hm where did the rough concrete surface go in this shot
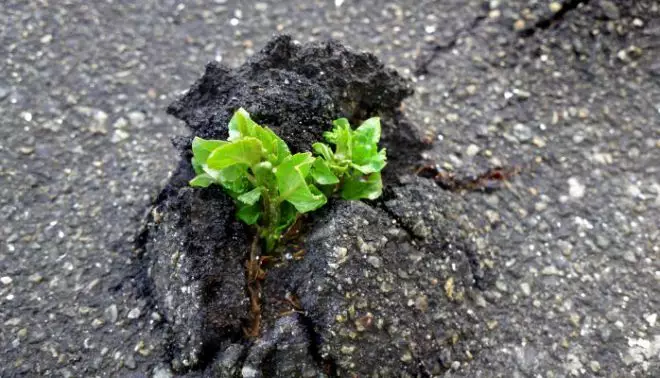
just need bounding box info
[1,0,658,377]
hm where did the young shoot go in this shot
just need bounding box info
[190,108,386,254]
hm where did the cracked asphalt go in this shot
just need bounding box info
[1,0,658,377]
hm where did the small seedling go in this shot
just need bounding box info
[190,107,386,254]
[189,108,386,336]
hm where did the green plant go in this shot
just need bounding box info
[190,108,387,336]
[190,107,387,254]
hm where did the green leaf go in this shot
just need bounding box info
[351,118,382,166]
[275,153,327,213]
[352,148,387,174]
[228,107,258,141]
[237,187,262,206]
[313,142,334,161]
[191,137,227,174]
[341,172,383,200]
[192,137,227,163]
[192,157,204,175]
[204,164,250,194]
[228,108,290,164]
[311,159,339,185]
[207,138,263,170]
[189,173,215,188]
[255,126,291,164]
[323,118,348,143]
[286,183,327,213]
[236,203,260,225]
[276,152,315,181]
[324,118,352,160]
[253,161,276,189]
[354,117,381,144]
[351,140,376,165]
[308,183,324,198]
[275,201,298,234]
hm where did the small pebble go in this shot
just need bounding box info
[600,0,620,20]
[152,366,173,378]
[340,345,355,355]
[513,123,533,142]
[465,144,480,157]
[513,19,525,31]
[488,9,501,19]
[549,2,562,13]
[415,295,428,312]
[127,307,141,319]
[5,318,21,326]
[617,49,629,62]
[541,266,561,276]
[124,354,137,369]
[91,318,104,328]
[90,109,108,134]
[151,312,162,322]
[532,136,546,148]
[367,256,382,268]
[113,117,128,129]
[1,276,12,285]
[127,111,146,128]
[627,184,641,198]
[19,146,35,155]
[512,88,530,99]
[111,129,130,143]
[105,304,118,323]
[568,177,586,199]
[520,282,531,296]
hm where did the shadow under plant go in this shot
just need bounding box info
[137,35,491,376]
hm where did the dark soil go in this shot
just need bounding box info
[166,35,424,178]
[139,35,475,375]
[142,162,250,370]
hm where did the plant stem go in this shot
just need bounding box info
[245,171,257,186]
[244,230,262,337]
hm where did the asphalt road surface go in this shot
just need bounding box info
[1,0,658,376]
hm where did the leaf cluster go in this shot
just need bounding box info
[313,117,386,200]
[190,108,387,253]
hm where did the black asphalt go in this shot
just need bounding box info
[1,0,658,376]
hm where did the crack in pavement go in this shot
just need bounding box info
[414,0,592,75]
[518,0,592,37]
[414,8,488,76]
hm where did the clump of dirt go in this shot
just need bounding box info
[167,35,423,177]
[139,35,485,375]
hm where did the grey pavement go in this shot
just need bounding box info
[1,0,658,377]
